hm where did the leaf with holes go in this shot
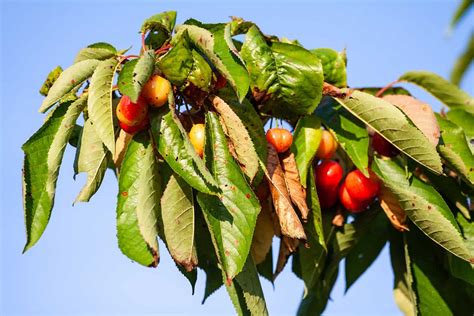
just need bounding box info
[116,132,161,267]
[22,95,86,252]
[118,51,155,102]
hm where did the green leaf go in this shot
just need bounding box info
[451,33,474,86]
[117,51,155,102]
[345,211,389,292]
[116,132,160,267]
[151,108,219,195]
[399,71,474,109]
[225,256,269,316]
[446,108,474,143]
[450,0,473,29]
[22,95,86,252]
[88,58,119,154]
[436,113,474,185]
[217,87,267,186]
[197,112,261,280]
[212,95,259,181]
[176,22,249,102]
[257,247,273,284]
[74,42,117,63]
[316,97,370,177]
[39,59,100,113]
[372,157,473,263]
[333,90,443,174]
[158,32,193,86]
[161,173,198,271]
[141,11,177,34]
[74,119,109,203]
[311,48,347,87]
[39,66,63,96]
[241,26,323,117]
[406,226,474,316]
[291,115,322,186]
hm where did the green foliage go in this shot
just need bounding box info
[24,10,474,315]
[451,33,474,86]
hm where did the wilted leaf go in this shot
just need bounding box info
[383,94,440,146]
[212,95,259,181]
[161,174,197,271]
[281,152,309,221]
[74,119,110,203]
[399,71,474,109]
[379,185,409,232]
[274,236,299,279]
[116,132,160,267]
[39,66,63,96]
[251,199,274,265]
[265,144,306,240]
[291,115,322,186]
[40,59,100,113]
[22,95,86,252]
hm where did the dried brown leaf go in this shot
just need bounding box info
[383,95,440,146]
[281,152,310,221]
[251,198,275,264]
[331,209,345,227]
[266,144,307,240]
[274,236,299,280]
[379,185,409,232]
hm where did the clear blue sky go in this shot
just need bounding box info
[1,0,473,315]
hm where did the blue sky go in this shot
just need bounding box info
[1,0,473,315]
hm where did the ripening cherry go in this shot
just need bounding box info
[315,161,344,209]
[372,133,399,157]
[189,124,205,157]
[119,115,150,134]
[266,128,293,153]
[339,182,369,213]
[116,95,148,126]
[344,169,380,202]
[141,75,171,108]
[316,130,338,160]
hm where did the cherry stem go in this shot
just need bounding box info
[118,55,139,64]
[155,43,171,55]
[375,80,401,97]
[275,118,280,128]
[141,32,147,52]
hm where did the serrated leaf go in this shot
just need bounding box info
[197,112,261,280]
[436,113,474,185]
[161,173,198,271]
[265,144,306,240]
[225,256,269,316]
[291,115,322,186]
[399,71,474,109]
[345,211,389,292]
[333,90,443,174]
[118,51,155,102]
[40,59,100,112]
[281,152,309,221]
[39,66,63,96]
[151,108,219,195]
[22,95,86,251]
[451,33,474,86]
[241,26,323,117]
[311,48,347,87]
[316,97,369,176]
[212,95,259,181]
[88,58,119,154]
[372,157,473,263]
[141,11,177,34]
[74,42,117,63]
[176,23,249,102]
[379,185,409,232]
[250,200,274,265]
[116,132,160,267]
[74,119,109,203]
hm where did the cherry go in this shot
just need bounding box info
[213,73,227,90]
[318,187,339,209]
[189,124,205,157]
[344,169,380,202]
[372,133,399,157]
[119,115,150,134]
[315,161,344,190]
[116,95,148,126]
[142,75,171,108]
[316,130,338,160]
[266,128,293,153]
[339,182,369,213]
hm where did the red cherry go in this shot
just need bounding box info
[372,133,399,157]
[116,95,148,126]
[339,182,369,213]
[119,115,150,134]
[315,161,344,191]
[266,128,293,153]
[317,187,339,209]
[344,169,380,202]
